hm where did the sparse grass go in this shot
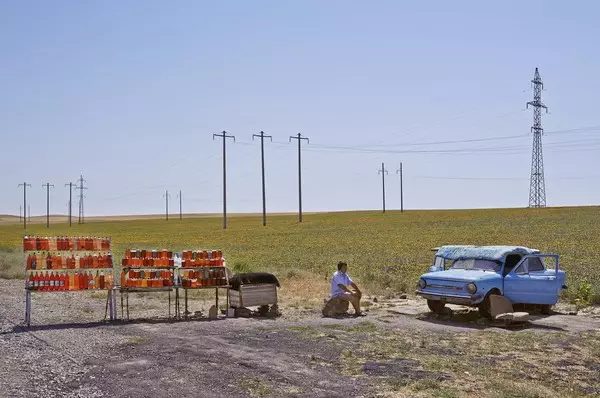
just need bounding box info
[237,378,272,396]
[291,322,600,398]
[127,336,149,344]
[1,207,600,303]
[0,249,22,279]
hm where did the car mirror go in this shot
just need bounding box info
[429,266,443,272]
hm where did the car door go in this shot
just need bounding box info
[503,258,530,304]
[525,256,559,305]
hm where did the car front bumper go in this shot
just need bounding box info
[415,290,484,305]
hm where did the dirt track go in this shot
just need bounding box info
[1,279,599,398]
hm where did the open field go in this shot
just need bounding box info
[2,208,600,397]
[1,207,600,304]
[1,279,599,398]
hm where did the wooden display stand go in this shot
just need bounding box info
[23,236,117,326]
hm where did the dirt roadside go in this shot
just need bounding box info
[1,279,599,398]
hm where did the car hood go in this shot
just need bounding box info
[421,269,501,282]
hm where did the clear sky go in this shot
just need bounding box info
[2,1,600,216]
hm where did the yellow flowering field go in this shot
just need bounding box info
[1,207,599,303]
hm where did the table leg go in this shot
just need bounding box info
[25,290,31,327]
[215,287,219,315]
[168,291,171,319]
[185,289,188,319]
[126,291,130,321]
[175,288,179,320]
[111,288,117,320]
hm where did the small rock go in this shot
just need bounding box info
[373,297,378,303]
[399,294,407,300]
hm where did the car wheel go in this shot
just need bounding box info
[427,300,446,314]
[478,292,499,318]
[540,304,552,315]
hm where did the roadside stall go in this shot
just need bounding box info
[119,249,175,320]
[23,236,116,326]
[174,250,230,319]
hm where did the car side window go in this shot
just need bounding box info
[527,257,545,272]
[514,263,527,275]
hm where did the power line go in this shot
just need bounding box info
[42,183,54,228]
[213,131,235,229]
[289,133,309,222]
[252,131,273,226]
[18,182,31,229]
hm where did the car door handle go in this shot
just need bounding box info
[548,277,556,281]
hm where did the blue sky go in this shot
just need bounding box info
[2,1,600,216]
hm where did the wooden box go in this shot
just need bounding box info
[229,284,278,308]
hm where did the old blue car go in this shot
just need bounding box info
[415,245,567,317]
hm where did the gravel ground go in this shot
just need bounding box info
[1,279,599,398]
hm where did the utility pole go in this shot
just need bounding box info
[163,190,171,221]
[252,131,272,226]
[213,131,235,229]
[378,163,388,213]
[289,133,310,222]
[76,175,87,224]
[28,205,30,222]
[177,190,182,220]
[65,182,74,226]
[42,183,54,228]
[19,206,22,223]
[396,162,404,212]
[18,183,31,229]
[527,67,548,208]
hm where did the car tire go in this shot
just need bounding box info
[427,300,446,314]
[478,292,500,318]
[540,304,552,315]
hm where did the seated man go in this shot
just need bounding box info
[330,261,364,316]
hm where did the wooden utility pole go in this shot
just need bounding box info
[378,163,388,213]
[18,183,31,229]
[289,133,309,222]
[213,131,235,229]
[252,131,272,226]
[42,183,54,228]
[65,182,74,226]
[396,162,404,212]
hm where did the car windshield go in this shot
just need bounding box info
[450,259,501,272]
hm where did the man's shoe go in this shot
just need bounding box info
[354,312,367,317]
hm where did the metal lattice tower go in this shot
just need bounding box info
[526,68,548,208]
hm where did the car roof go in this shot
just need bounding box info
[435,245,539,262]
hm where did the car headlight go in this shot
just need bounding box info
[466,283,477,294]
[418,278,427,289]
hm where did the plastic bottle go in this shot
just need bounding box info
[69,273,75,290]
[33,272,41,290]
[99,271,105,289]
[94,271,100,289]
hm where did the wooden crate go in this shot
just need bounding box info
[229,284,278,308]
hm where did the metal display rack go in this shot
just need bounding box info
[119,264,176,320]
[174,265,231,319]
[23,236,117,326]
